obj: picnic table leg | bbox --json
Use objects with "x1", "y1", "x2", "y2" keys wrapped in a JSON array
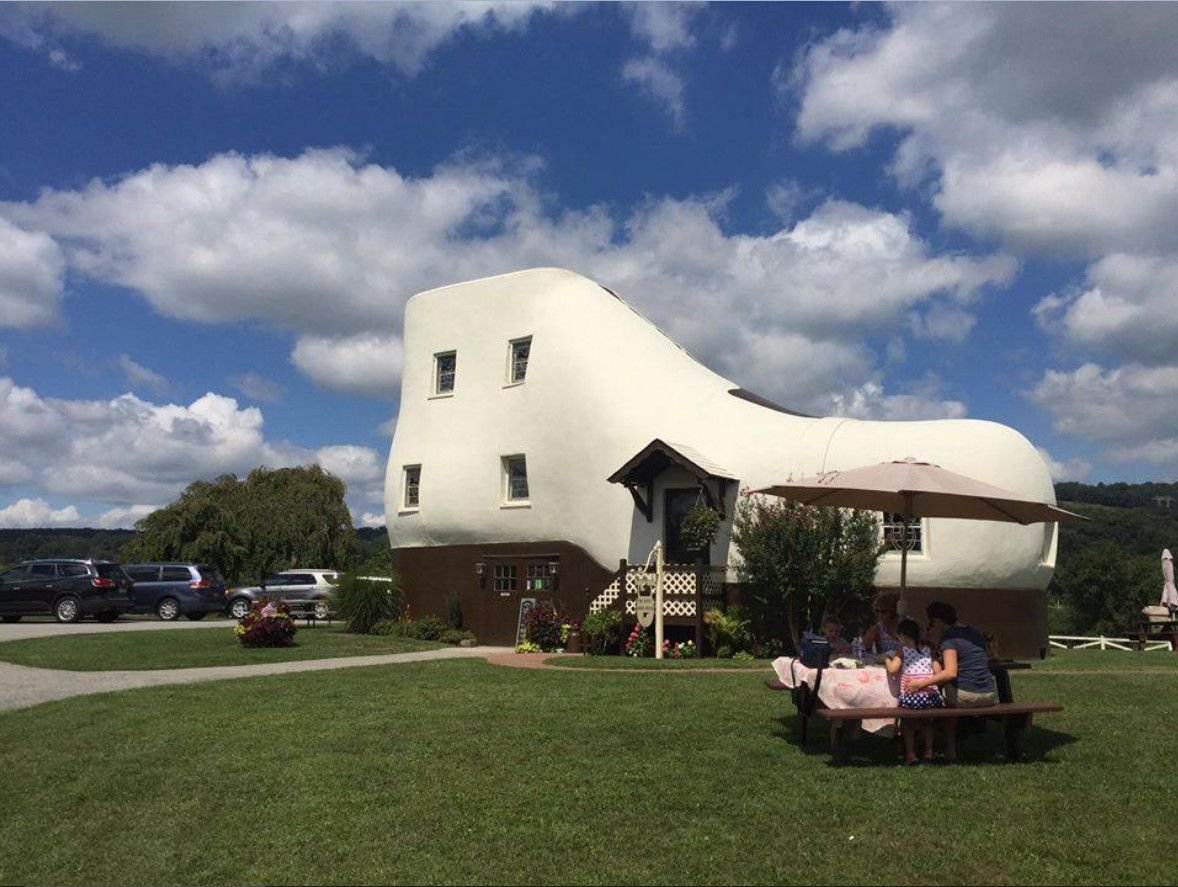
[
  {"x1": 994, "y1": 668, "x2": 1014, "y2": 704},
  {"x1": 1003, "y1": 714, "x2": 1029, "y2": 762},
  {"x1": 829, "y1": 720, "x2": 844, "y2": 766}
]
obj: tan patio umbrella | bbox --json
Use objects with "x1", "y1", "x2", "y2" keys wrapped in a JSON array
[
  {"x1": 1162, "y1": 550, "x2": 1178, "y2": 611},
  {"x1": 753, "y1": 457, "x2": 1086, "y2": 589}
]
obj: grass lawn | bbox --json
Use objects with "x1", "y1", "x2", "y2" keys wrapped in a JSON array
[
  {"x1": 548, "y1": 655, "x2": 769, "y2": 669},
  {"x1": 0, "y1": 625, "x2": 444, "y2": 670},
  {"x1": 0, "y1": 652, "x2": 1173, "y2": 885}
]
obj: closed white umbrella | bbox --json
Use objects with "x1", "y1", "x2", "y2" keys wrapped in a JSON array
[
  {"x1": 1162, "y1": 550, "x2": 1178, "y2": 611},
  {"x1": 754, "y1": 456, "x2": 1086, "y2": 590}
]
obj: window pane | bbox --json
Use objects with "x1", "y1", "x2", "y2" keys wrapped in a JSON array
[
  {"x1": 30, "y1": 564, "x2": 56, "y2": 577},
  {"x1": 507, "y1": 456, "x2": 529, "y2": 501},
  {"x1": 0, "y1": 567, "x2": 28, "y2": 581},
  {"x1": 510, "y1": 338, "x2": 531, "y2": 383},
  {"x1": 59, "y1": 563, "x2": 90, "y2": 577},
  {"x1": 404, "y1": 465, "x2": 421, "y2": 508},
  {"x1": 882, "y1": 514, "x2": 922, "y2": 552},
  {"x1": 161, "y1": 567, "x2": 191, "y2": 582},
  {"x1": 96, "y1": 564, "x2": 128, "y2": 579},
  {"x1": 126, "y1": 567, "x2": 159, "y2": 582},
  {"x1": 435, "y1": 352, "x2": 456, "y2": 394}
]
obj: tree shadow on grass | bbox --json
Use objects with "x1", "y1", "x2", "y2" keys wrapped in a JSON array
[{"x1": 769, "y1": 714, "x2": 1078, "y2": 768}]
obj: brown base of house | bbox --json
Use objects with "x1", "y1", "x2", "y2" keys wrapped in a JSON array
[
  {"x1": 392, "y1": 541, "x2": 614, "y2": 646},
  {"x1": 894, "y1": 586, "x2": 1049, "y2": 661}
]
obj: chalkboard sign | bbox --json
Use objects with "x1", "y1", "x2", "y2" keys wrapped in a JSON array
[{"x1": 516, "y1": 598, "x2": 537, "y2": 645}]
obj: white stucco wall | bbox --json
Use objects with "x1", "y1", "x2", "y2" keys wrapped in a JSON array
[{"x1": 386, "y1": 267, "x2": 1058, "y2": 591}]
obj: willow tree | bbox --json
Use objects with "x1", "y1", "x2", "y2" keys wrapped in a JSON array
[{"x1": 120, "y1": 466, "x2": 357, "y2": 582}]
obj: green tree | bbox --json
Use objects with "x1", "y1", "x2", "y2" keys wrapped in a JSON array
[
  {"x1": 730, "y1": 493, "x2": 882, "y2": 651},
  {"x1": 120, "y1": 466, "x2": 357, "y2": 582},
  {"x1": 1051, "y1": 539, "x2": 1157, "y2": 635}
]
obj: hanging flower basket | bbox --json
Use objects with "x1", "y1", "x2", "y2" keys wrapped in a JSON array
[{"x1": 680, "y1": 502, "x2": 720, "y2": 552}]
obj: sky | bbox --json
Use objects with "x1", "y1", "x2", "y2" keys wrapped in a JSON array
[{"x1": 1, "y1": 1, "x2": 1177, "y2": 530}]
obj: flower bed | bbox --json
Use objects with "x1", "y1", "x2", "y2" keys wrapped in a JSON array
[{"x1": 234, "y1": 599, "x2": 298, "y2": 648}]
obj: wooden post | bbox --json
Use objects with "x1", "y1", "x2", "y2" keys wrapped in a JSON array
[
  {"x1": 655, "y1": 542, "x2": 664, "y2": 659},
  {"x1": 694, "y1": 556, "x2": 705, "y2": 652}
]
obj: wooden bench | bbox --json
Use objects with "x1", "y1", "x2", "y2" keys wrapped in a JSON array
[{"x1": 817, "y1": 702, "x2": 1063, "y2": 765}]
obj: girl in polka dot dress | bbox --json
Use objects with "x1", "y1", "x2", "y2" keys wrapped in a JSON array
[{"x1": 885, "y1": 618, "x2": 944, "y2": 764}]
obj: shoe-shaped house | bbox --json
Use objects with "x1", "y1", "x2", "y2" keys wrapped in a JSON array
[{"x1": 386, "y1": 268, "x2": 1058, "y2": 656}]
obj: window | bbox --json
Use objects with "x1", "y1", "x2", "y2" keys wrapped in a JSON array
[
  {"x1": 508, "y1": 336, "x2": 531, "y2": 384},
  {"x1": 125, "y1": 566, "x2": 160, "y2": 582},
  {"x1": 403, "y1": 464, "x2": 421, "y2": 509},
  {"x1": 494, "y1": 565, "x2": 517, "y2": 591},
  {"x1": 29, "y1": 564, "x2": 56, "y2": 578},
  {"x1": 882, "y1": 514, "x2": 922, "y2": 553},
  {"x1": 0, "y1": 566, "x2": 28, "y2": 582},
  {"x1": 161, "y1": 566, "x2": 191, "y2": 582},
  {"x1": 503, "y1": 455, "x2": 529, "y2": 502},
  {"x1": 59, "y1": 563, "x2": 90, "y2": 577},
  {"x1": 526, "y1": 563, "x2": 553, "y2": 592},
  {"x1": 434, "y1": 351, "x2": 456, "y2": 395}
]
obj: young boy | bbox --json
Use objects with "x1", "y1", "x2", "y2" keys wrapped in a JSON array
[{"x1": 820, "y1": 615, "x2": 854, "y2": 656}]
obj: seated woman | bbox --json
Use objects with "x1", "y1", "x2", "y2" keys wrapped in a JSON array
[
  {"x1": 903, "y1": 600, "x2": 998, "y2": 761},
  {"x1": 861, "y1": 591, "x2": 902, "y2": 655}
]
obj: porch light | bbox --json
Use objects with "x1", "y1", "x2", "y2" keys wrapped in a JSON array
[
  {"x1": 549, "y1": 560, "x2": 560, "y2": 576},
  {"x1": 475, "y1": 562, "x2": 486, "y2": 576}
]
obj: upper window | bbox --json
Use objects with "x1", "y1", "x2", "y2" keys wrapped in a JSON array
[
  {"x1": 503, "y1": 455, "x2": 529, "y2": 503},
  {"x1": 162, "y1": 566, "x2": 192, "y2": 582},
  {"x1": 29, "y1": 564, "x2": 57, "y2": 578},
  {"x1": 125, "y1": 566, "x2": 160, "y2": 582},
  {"x1": 59, "y1": 563, "x2": 90, "y2": 578},
  {"x1": 882, "y1": 514, "x2": 923, "y2": 553},
  {"x1": 403, "y1": 464, "x2": 421, "y2": 509},
  {"x1": 434, "y1": 351, "x2": 456, "y2": 395},
  {"x1": 508, "y1": 336, "x2": 532, "y2": 384}
]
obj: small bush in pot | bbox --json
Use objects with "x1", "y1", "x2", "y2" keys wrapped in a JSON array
[
  {"x1": 235, "y1": 599, "x2": 298, "y2": 648},
  {"x1": 680, "y1": 502, "x2": 720, "y2": 553}
]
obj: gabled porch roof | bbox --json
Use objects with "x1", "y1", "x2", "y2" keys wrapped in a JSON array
[{"x1": 607, "y1": 439, "x2": 736, "y2": 522}]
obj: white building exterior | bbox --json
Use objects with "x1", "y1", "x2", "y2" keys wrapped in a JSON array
[{"x1": 386, "y1": 268, "x2": 1058, "y2": 654}]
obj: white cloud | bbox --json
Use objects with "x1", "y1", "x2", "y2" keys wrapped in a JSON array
[
  {"x1": 315, "y1": 444, "x2": 385, "y2": 503},
  {"x1": 377, "y1": 416, "x2": 398, "y2": 438},
  {"x1": 0, "y1": 2, "x2": 560, "y2": 80},
  {"x1": 621, "y1": 56, "x2": 686, "y2": 130},
  {"x1": 1028, "y1": 363, "x2": 1178, "y2": 447},
  {"x1": 0, "y1": 217, "x2": 65, "y2": 327},
  {"x1": 96, "y1": 504, "x2": 158, "y2": 530},
  {"x1": 1035, "y1": 447, "x2": 1093, "y2": 483},
  {"x1": 793, "y1": 4, "x2": 1178, "y2": 259},
  {"x1": 230, "y1": 372, "x2": 284, "y2": 403},
  {"x1": 0, "y1": 458, "x2": 33, "y2": 485},
  {"x1": 360, "y1": 511, "x2": 386, "y2": 529},
  {"x1": 625, "y1": 3, "x2": 699, "y2": 54},
  {"x1": 0, "y1": 149, "x2": 1013, "y2": 409},
  {"x1": 1034, "y1": 253, "x2": 1178, "y2": 365},
  {"x1": 119, "y1": 354, "x2": 169, "y2": 393},
  {"x1": 828, "y1": 379, "x2": 968, "y2": 422},
  {"x1": 291, "y1": 332, "x2": 403, "y2": 397},
  {"x1": 0, "y1": 498, "x2": 81, "y2": 529}
]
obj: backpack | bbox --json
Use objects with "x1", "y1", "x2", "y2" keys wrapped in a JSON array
[{"x1": 799, "y1": 631, "x2": 831, "y2": 668}]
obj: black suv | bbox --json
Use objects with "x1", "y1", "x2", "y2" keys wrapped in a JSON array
[
  {"x1": 0, "y1": 559, "x2": 134, "y2": 623},
  {"x1": 122, "y1": 563, "x2": 228, "y2": 621}
]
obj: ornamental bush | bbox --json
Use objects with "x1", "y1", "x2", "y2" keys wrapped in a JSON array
[
  {"x1": 582, "y1": 609, "x2": 622, "y2": 655},
  {"x1": 332, "y1": 574, "x2": 403, "y2": 634},
  {"x1": 235, "y1": 599, "x2": 298, "y2": 648},
  {"x1": 524, "y1": 601, "x2": 563, "y2": 651}
]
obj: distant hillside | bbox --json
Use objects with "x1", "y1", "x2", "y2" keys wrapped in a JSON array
[
  {"x1": 1055, "y1": 480, "x2": 1178, "y2": 511},
  {"x1": 1, "y1": 524, "x2": 392, "y2": 569}
]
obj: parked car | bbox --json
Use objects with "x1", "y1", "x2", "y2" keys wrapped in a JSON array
[
  {"x1": 121, "y1": 562, "x2": 228, "y2": 621},
  {"x1": 226, "y1": 569, "x2": 339, "y2": 620},
  {"x1": 0, "y1": 559, "x2": 134, "y2": 623}
]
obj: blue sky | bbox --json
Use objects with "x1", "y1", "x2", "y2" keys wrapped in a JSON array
[{"x1": 1, "y1": 2, "x2": 1177, "y2": 528}]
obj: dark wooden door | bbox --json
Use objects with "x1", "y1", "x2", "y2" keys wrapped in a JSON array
[{"x1": 664, "y1": 488, "x2": 709, "y2": 566}]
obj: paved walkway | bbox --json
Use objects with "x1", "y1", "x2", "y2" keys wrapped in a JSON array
[{"x1": 0, "y1": 619, "x2": 513, "y2": 712}]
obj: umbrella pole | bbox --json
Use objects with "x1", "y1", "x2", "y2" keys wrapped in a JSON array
[{"x1": 900, "y1": 517, "x2": 908, "y2": 592}]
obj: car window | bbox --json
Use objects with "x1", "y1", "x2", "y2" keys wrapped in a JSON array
[
  {"x1": 125, "y1": 566, "x2": 160, "y2": 582},
  {"x1": 263, "y1": 575, "x2": 291, "y2": 585},
  {"x1": 197, "y1": 566, "x2": 224, "y2": 583},
  {"x1": 277, "y1": 573, "x2": 315, "y2": 585},
  {"x1": 29, "y1": 564, "x2": 57, "y2": 578},
  {"x1": 0, "y1": 566, "x2": 28, "y2": 582},
  {"x1": 95, "y1": 563, "x2": 129, "y2": 580},
  {"x1": 59, "y1": 563, "x2": 89, "y2": 577},
  {"x1": 161, "y1": 566, "x2": 192, "y2": 582}
]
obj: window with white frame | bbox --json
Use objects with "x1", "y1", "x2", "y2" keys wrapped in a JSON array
[
  {"x1": 508, "y1": 336, "x2": 531, "y2": 384},
  {"x1": 434, "y1": 351, "x2": 456, "y2": 395},
  {"x1": 403, "y1": 464, "x2": 421, "y2": 509},
  {"x1": 882, "y1": 513, "x2": 922, "y2": 552},
  {"x1": 502, "y1": 455, "x2": 529, "y2": 502}
]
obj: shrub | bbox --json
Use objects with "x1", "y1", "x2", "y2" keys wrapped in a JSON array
[
  {"x1": 582, "y1": 608, "x2": 622, "y2": 656},
  {"x1": 235, "y1": 599, "x2": 298, "y2": 648},
  {"x1": 413, "y1": 616, "x2": 448, "y2": 641},
  {"x1": 703, "y1": 607, "x2": 752, "y2": 656},
  {"x1": 369, "y1": 619, "x2": 399, "y2": 636},
  {"x1": 524, "y1": 601, "x2": 563, "y2": 651},
  {"x1": 514, "y1": 640, "x2": 542, "y2": 653},
  {"x1": 732, "y1": 651, "x2": 756, "y2": 662},
  {"x1": 332, "y1": 574, "x2": 402, "y2": 635},
  {"x1": 662, "y1": 639, "x2": 697, "y2": 659},
  {"x1": 440, "y1": 629, "x2": 476, "y2": 645}
]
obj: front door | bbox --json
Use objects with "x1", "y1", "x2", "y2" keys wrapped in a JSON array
[
  {"x1": 664, "y1": 488, "x2": 710, "y2": 566},
  {"x1": 483, "y1": 559, "x2": 557, "y2": 645}
]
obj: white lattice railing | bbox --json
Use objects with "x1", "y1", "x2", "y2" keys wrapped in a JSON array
[
  {"x1": 1049, "y1": 634, "x2": 1173, "y2": 652},
  {"x1": 589, "y1": 564, "x2": 726, "y2": 617}
]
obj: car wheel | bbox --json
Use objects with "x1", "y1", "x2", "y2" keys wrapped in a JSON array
[
  {"x1": 156, "y1": 597, "x2": 181, "y2": 621},
  {"x1": 313, "y1": 600, "x2": 331, "y2": 620},
  {"x1": 95, "y1": 611, "x2": 119, "y2": 623},
  {"x1": 185, "y1": 612, "x2": 207, "y2": 621},
  {"x1": 1, "y1": 615, "x2": 21, "y2": 623},
  {"x1": 228, "y1": 598, "x2": 251, "y2": 620},
  {"x1": 54, "y1": 596, "x2": 82, "y2": 624}
]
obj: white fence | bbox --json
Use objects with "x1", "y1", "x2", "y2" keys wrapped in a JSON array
[{"x1": 1048, "y1": 635, "x2": 1173, "y2": 652}]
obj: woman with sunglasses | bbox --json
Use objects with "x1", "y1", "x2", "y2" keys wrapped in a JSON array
[{"x1": 861, "y1": 591, "x2": 902, "y2": 655}]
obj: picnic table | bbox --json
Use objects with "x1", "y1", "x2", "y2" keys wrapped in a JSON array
[{"x1": 767, "y1": 656, "x2": 1053, "y2": 763}]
